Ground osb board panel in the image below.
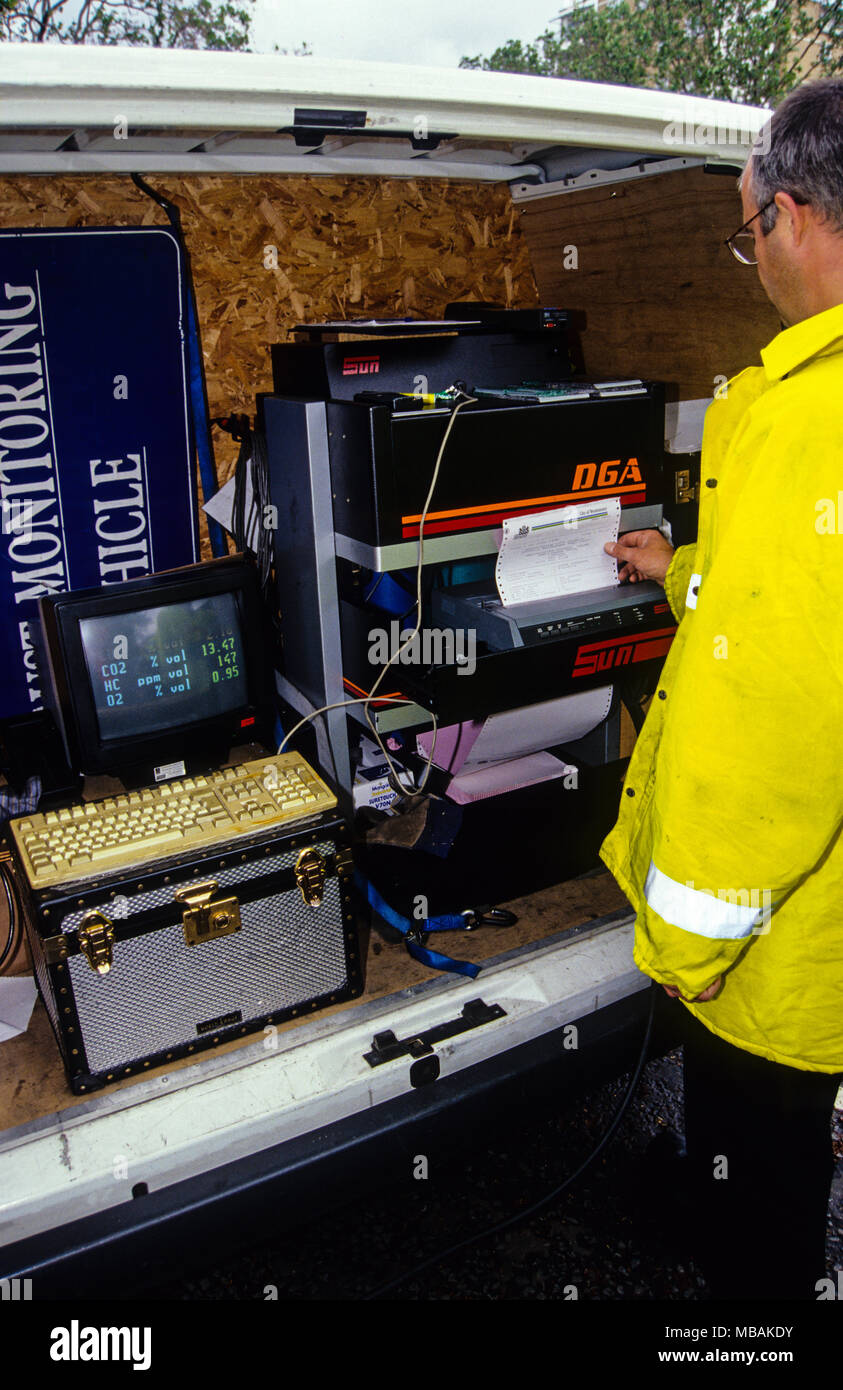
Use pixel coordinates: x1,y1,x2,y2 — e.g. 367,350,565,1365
0,175,539,552
0,870,627,1128
518,165,781,400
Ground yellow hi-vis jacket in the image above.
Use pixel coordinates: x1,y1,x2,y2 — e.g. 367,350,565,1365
600,303,843,1073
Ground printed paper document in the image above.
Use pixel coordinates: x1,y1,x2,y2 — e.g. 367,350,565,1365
495,497,621,607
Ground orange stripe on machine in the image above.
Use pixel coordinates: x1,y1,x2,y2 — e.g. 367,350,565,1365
400,459,644,527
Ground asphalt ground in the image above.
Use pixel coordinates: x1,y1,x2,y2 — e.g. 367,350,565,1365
146,1046,843,1303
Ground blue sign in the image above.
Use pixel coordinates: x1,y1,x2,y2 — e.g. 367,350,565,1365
0,226,199,719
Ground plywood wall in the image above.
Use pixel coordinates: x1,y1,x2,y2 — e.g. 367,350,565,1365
518,165,781,400
0,174,539,514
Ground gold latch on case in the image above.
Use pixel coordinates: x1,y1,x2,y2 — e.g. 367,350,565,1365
78,911,115,975
295,849,326,907
174,880,242,947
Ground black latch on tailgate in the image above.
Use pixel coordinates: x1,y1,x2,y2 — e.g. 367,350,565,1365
364,998,506,1070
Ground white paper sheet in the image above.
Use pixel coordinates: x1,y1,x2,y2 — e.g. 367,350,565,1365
202,461,261,553
295,319,482,331
445,751,575,804
0,974,37,1043
495,497,621,607
664,397,710,454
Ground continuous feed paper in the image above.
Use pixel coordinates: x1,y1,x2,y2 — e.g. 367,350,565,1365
417,686,613,777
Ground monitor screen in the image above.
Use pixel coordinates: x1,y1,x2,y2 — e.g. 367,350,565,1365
80,593,249,742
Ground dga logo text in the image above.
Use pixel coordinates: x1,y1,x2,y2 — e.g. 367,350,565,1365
571,458,643,491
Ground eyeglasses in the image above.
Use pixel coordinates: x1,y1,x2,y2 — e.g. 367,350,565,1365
724,198,777,265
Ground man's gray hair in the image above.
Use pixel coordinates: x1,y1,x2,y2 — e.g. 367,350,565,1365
749,78,843,235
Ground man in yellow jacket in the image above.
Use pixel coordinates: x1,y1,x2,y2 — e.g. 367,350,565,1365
602,78,843,1300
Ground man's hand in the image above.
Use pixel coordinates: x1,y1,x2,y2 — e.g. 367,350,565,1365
605,529,675,585
663,977,723,1003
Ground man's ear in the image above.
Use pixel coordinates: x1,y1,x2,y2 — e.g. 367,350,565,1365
774,191,812,247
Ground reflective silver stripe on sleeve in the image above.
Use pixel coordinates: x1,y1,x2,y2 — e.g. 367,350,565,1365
644,862,764,939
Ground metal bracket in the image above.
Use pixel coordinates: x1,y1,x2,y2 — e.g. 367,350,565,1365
43,934,69,965
674,468,699,504
364,998,507,1067
511,155,706,202
334,845,354,880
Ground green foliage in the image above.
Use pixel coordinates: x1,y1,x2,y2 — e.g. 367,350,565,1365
0,0,255,49
461,0,843,107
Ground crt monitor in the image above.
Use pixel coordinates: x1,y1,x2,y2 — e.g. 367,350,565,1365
34,555,273,784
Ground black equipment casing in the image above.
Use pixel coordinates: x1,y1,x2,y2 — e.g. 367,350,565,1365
271,328,574,403
325,387,666,550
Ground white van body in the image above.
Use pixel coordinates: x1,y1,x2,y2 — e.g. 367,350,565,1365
0,43,769,1293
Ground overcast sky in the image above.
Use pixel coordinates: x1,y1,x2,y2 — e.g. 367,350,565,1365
251,1,564,68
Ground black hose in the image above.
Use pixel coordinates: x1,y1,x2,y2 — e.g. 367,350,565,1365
0,862,23,975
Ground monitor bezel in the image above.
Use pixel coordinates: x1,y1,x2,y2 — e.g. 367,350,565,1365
38,557,272,779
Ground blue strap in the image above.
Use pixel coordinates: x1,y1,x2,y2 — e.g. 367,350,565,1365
185,288,227,559
355,872,480,979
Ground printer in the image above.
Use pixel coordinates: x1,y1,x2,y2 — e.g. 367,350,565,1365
261,314,677,897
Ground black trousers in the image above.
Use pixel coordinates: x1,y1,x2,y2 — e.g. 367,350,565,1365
680,1005,841,1301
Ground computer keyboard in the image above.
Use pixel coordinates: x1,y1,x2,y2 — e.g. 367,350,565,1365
10,753,338,890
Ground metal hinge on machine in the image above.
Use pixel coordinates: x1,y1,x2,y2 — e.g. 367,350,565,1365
77,910,116,975
295,848,326,907
174,880,242,947
674,468,699,504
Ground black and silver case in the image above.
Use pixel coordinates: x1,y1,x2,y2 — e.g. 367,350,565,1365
13,813,361,1094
